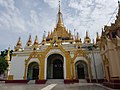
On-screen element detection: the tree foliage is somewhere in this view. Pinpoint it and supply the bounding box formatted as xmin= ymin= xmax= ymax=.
xmin=0 ymin=57 xmax=8 ymax=75
xmin=0 ymin=49 xmax=13 ymax=61
xmin=0 ymin=49 xmax=13 ymax=75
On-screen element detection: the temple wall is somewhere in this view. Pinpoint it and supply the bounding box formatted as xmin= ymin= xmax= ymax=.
xmin=10 ymin=55 xmax=28 ymax=80
xmin=89 ymin=52 xmax=104 ymax=79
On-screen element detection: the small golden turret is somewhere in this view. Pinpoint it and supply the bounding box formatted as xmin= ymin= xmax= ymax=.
xmin=33 ymin=35 xmax=39 ymax=50
xmin=48 ymin=31 xmax=50 ymax=37
xmin=5 ymin=47 xmax=10 ymax=61
xmin=42 ymin=31 xmax=46 ymax=41
xmin=84 ymin=31 xmax=91 ymax=44
xmin=17 ymin=37 xmax=22 ymax=46
xmin=26 ymin=35 xmax=32 ymax=46
xmin=69 ymin=30 xmax=71 ymax=37
xmin=96 ymin=32 xmax=100 ymax=44
xmin=14 ymin=37 xmax=22 ymax=51
xmin=76 ymin=32 xmax=79 ymax=40
xmin=42 ymin=32 xmax=47 ymax=45
xmin=75 ymin=32 xmax=80 ymax=43
xmin=34 ymin=35 xmax=39 ymax=45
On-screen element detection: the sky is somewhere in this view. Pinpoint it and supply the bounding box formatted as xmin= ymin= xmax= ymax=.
xmin=0 ymin=0 xmax=119 ymax=50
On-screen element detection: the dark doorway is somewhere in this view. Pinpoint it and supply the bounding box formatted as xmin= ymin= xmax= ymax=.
xmin=77 ymin=65 xmax=85 ymax=79
xmin=47 ymin=54 xmax=64 ymax=79
xmin=27 ymin=62 xmax=39 ymax=80
xmin=75 ymin=61 xmax=88 ymax=79
xmin=53 ymin=60 xmax=63 ymax=79
xmin=32 ymin=68 xmax=39 ymax=79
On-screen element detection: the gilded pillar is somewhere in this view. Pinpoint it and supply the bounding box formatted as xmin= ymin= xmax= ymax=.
xmin=39 ymin=55 xmax=45 ymax=80
xmin=65 ymin=54 xmax=71 ymax=79
xmin=71 ymin=59 xmax=74 ymax=79
xmin=23 ymin=59 xmax=27 ymax=80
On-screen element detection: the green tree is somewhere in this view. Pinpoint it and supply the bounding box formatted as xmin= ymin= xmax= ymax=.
xmin=0 ymin=49 xmax=13 ymax=61
xmin=0 ymin=57 xmax=9 ymax=75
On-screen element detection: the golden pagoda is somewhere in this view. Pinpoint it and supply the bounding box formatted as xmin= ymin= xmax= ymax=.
xmin=46 ymin=1 xmax=72 ymax=42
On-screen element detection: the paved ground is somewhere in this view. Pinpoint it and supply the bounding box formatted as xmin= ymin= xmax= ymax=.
xmin=0 ymin=83 xmax=117 ymax=90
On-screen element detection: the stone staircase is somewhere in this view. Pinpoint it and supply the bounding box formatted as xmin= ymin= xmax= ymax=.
xmin=79 ymin=79 xmax=87 ymax=83
xmin=28 ymin=80 xmax=35 ymax=84
xmin=46 ymin=79 xmax=64 ymax=84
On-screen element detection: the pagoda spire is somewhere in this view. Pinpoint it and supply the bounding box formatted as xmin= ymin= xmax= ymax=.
xmin=57 ymin=0 xmax=64 ymax=27
xmin=14 ymin=37 xmax=22 ymax=51
xmin=34 ymin=35 xmax=39 ymax=45
xmin=26 ymin=34 xmax=32 ymax=46
xmin=84 ymin=31 xmax=91 ymax=43
xmin=86 ymin=31 xmax=89 ymax=38
xmin=76 ymin=32 xmax=80 ymax=40
xmin=17 ymin=37 xmax=22 ymax=46
xmin=96 ymin=32 xmax=100 ymax=44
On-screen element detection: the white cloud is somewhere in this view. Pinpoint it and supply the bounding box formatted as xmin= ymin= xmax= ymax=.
xmin=44 ymin=0 xmax=59 ymax=8
xmin=65 ymin=0 xmax=118 ymax=40
xmin=0 ymin=0 xmax=119 ymax=50
xmin=0 ymin=0 xmax=27 ymax=33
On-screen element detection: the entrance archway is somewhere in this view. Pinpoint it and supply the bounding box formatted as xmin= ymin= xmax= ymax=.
xmin=47 ymin=54 xmax=64 ymax=79
xmin=75 ymin=61 xmax=88 ymax=79
xmin=27 ymin=62 xmax=39 ymax=80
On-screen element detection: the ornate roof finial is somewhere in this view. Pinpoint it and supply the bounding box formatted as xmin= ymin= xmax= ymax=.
xmin=96 ymin=32 xmax=99 ymax=39
xmin=86 ymin=31 xmax=88 ymax=37
xmin=93 ymin=39 xmax=95 ymax=45
xmin=76 ymin=32 xmax=79 ymax=40
xmin=42 ymin=31 xmax=46 ymax=40
xmin=59 ymin=0 xmax=61 ymax=12
xmin=26 ymin=34 xmax=32 ymax=46
xmin=57 ymin=0 xmax=64 ymax=27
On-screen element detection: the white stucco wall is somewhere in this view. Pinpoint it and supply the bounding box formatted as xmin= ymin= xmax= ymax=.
xmin=89 ymin=52 xmax=104 ymax=79
xmin=10 ymin=55 xmax=28 ymax=80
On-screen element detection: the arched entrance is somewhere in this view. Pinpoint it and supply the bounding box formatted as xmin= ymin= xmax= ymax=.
xmin=75 ymin=61 xmax=88 ymax=79
xmin=47 ymin=54 xmax=64 ymax=79
xmin=27 ymin=62 xmax=39 ymax=80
